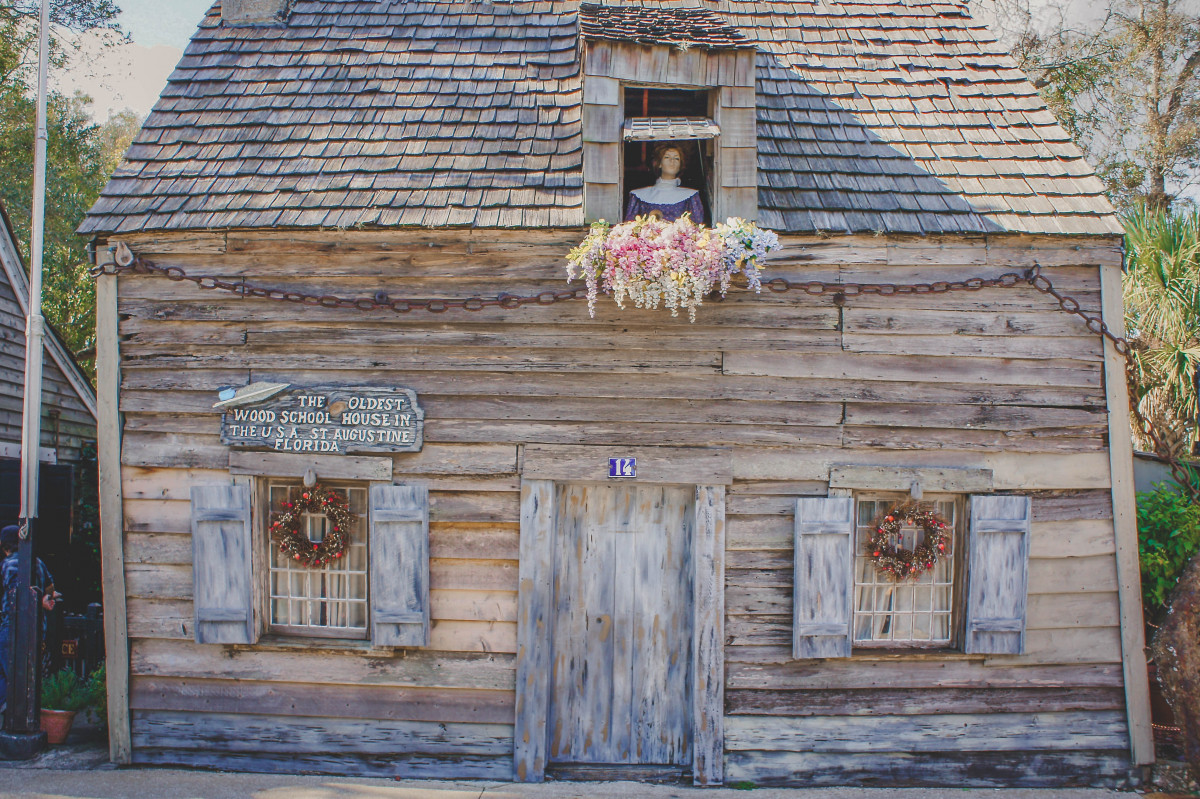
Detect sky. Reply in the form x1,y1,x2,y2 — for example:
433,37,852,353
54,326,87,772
59,0,213,121
60,0,1092,123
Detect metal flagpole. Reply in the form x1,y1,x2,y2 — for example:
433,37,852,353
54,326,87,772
1,0,50,757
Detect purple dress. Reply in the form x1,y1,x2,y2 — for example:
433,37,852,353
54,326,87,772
624,191,706,224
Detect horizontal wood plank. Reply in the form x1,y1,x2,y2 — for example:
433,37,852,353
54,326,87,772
130,677,513,724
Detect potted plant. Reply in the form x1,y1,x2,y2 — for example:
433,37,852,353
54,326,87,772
39,668,91,744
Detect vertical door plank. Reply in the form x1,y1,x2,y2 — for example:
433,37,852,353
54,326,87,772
610,486,637,762
515,479,555,782
693,485,725,785
578,486,616,761
633,485,693,765
548,484,583,762
793,497,855,659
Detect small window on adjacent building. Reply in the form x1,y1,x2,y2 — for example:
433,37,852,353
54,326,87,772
852,495,962,648
266,481,369,639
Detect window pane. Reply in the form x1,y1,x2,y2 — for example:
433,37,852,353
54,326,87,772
853,496,957,646
268,481,369,636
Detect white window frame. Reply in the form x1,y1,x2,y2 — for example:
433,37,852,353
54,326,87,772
851,493,966,650
260,479,370,640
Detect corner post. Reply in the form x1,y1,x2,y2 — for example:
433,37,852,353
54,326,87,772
95,249,131,763
1099,258,1154,766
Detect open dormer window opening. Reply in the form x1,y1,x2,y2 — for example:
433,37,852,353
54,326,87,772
622,87,716,223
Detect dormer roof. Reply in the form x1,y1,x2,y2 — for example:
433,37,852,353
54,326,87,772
79,1,1122,237
579,3,753,49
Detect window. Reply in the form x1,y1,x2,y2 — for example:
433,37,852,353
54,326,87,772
853,495,962,648
621,86,716,222
794,493,1031,660
265,481,369,639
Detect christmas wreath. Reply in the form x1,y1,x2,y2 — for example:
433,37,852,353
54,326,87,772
270,484,356,568
866,500,950,581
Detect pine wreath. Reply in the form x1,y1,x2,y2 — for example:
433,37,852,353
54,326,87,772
867,500,950,581
270,484,357,568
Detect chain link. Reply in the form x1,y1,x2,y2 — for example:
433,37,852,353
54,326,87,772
92,247,1199,499
90,254,591,313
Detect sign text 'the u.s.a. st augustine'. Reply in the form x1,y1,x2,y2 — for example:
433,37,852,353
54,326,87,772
217,383,424,454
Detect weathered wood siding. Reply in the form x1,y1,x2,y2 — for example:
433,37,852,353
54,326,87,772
111,229,1130,783
0,266,94,463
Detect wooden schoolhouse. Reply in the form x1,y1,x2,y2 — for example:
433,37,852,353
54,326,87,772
79,0,1153,787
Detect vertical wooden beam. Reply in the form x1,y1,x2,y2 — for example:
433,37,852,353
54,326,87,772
95,259,130,764
1100,260,1154,766
514,479,555,782
692,485,725,786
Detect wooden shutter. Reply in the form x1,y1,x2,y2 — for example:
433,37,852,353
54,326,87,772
369,484,430,647
191,485,256,645
793,497,855,659
966,495,1032,655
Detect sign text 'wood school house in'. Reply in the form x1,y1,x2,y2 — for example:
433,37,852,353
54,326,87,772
80,0,1152,788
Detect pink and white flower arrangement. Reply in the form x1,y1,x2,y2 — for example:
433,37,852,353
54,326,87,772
566,215,782,322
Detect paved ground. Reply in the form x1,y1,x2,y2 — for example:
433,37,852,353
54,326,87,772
0,772,1146,799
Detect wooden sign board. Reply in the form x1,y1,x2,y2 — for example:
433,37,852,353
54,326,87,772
220,386,424,455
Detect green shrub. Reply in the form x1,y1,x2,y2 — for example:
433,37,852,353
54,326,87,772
40,669,91,712
85,665,107,725
1137,483,1200,611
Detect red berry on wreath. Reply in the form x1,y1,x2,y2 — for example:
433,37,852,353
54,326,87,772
885,516,894,522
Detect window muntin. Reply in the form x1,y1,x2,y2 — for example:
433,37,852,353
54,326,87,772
266,482,368,639
853,496,960,648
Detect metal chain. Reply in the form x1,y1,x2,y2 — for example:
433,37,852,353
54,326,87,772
90,250,590,313
92,244,1199,498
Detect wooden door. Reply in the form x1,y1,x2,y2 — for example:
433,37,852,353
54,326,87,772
548,483,695,767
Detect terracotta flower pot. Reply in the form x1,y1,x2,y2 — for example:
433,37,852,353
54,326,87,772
39,709,77,745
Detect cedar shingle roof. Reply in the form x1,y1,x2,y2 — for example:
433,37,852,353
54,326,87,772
80,0,1122,237
579,3,752,49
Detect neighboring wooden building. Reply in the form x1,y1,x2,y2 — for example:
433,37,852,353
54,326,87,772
0,203,98,599
80,0,1152,787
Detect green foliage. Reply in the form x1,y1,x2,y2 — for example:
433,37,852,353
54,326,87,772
1137,482,1200,610
40,667,91,712
85,664,106,725
0,0,128,382
0,88,105,377
729,781,757,790
1123,205,1200,455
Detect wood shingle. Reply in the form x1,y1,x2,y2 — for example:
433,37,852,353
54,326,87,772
79,0,1121,237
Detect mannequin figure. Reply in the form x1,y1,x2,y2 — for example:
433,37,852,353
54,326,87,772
624,143,706,223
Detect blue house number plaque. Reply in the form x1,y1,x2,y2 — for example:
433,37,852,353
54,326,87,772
609,457,636,478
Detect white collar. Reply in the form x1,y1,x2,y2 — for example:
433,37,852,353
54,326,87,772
657,177,682,187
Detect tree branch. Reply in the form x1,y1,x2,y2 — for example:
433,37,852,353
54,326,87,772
1165,46,1200,126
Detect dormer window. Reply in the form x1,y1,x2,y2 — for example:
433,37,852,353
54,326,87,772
623,89,718,223
579,3,758,225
